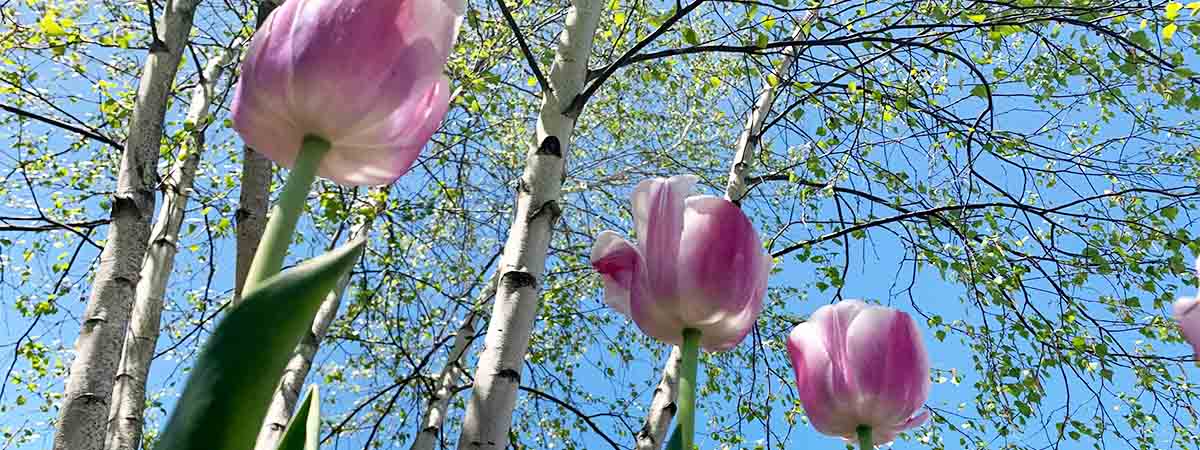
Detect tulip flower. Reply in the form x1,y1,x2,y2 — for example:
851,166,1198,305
231,0,462,295
786,300,930,448
1173,257,1200,358
232,0,461,186
591,175,771,449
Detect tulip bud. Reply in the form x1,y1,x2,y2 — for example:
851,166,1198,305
1173,257,1200,358
786,300,930,445
231,0,463,186
590,175,771,351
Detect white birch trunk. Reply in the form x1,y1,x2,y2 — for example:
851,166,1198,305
456,2,604,448
104,50,230,450
635,22,813,450
52,2,200,450
233,0,282,304
252,193,386,450
409,276,497,450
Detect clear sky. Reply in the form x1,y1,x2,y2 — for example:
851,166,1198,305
1,2,1198,450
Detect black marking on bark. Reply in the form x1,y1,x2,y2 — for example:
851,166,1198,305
527,199,561,223
496,368,521,383
662,401,678,415
110,195,142,218
501,271,536,290
536,136,562,157
235,207,252,224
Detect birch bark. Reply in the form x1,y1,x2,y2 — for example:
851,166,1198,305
105,50,230,450
634,21,813,450
409,276,496,450
455,1,604,448
52,2,200,449
233,0,281,304
252,193,386,450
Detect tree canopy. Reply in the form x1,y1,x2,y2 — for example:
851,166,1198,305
2,0,1200,449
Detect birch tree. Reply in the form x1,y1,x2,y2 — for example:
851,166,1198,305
3,1,1200,450
102,49,230,450
52,2,201,449
252,192,385,450
234,0,282,303
456,1,605,447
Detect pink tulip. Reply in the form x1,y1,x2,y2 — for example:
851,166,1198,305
1173,257,1200,358
231,0,462,186
786,300,930,445
590,175,771,351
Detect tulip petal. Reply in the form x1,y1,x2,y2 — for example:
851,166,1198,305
844,306,930,428
322,77,451,185
591,231,644,316
230,0,459,187
697,245,771,351
875,409,930,444
283,0,449,135
810,301,866,402
1174,296,1200,357
630,175,697,300
787,323,854,438
676,196,762,326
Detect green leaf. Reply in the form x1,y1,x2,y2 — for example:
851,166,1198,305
664,424,682,450
152,239,365,450
1163,206,1179,220
38,12,67,37
970,84,989,98
682,27,699,45
966,14,986,23
275,386,320,450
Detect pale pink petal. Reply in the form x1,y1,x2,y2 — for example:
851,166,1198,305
787,323,857,438
230,0,460,187
1174,296,1200,357
844,306,930,428
630,175,698,300
875,409,930,444
696,243,770,351
811,301,866,402
591,231,643,316
320,78,451,185
676,196,764,327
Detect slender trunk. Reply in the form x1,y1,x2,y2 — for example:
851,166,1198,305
634,20,815,450
234,150,271,303
456,2,604,448
252,193,386,450
635,347,681,450
52,2,200,450
409,276,497,450
104,50,230,450
233,0,282,304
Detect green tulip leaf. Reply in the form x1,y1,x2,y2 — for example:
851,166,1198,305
274,385,320,450
152,238,365,450
665,424,682,450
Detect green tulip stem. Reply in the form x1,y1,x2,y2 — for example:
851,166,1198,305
857,425,873,450
679,328,702,450
241,135,330,298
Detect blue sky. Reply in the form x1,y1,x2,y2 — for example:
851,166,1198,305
2,2,1200,450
